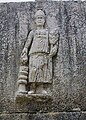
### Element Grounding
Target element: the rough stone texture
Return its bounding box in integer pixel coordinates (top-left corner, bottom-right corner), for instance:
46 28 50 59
0 0 86 119
0 112 86 120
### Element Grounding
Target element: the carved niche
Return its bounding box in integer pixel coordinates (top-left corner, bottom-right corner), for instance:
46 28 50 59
16 10 59 99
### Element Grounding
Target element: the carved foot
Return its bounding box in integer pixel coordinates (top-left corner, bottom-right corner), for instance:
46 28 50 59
28 90 35 94
72 108 81 111
41 90 48 95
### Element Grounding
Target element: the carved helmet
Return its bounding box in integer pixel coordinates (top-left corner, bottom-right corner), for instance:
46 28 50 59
35 10 45 18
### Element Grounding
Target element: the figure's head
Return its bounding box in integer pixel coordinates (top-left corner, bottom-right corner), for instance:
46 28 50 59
35 10 45 27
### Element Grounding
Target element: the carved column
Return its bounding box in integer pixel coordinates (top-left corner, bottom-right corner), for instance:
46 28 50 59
17 65 28 94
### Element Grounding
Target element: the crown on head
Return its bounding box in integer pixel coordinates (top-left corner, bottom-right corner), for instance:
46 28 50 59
35 10 45 18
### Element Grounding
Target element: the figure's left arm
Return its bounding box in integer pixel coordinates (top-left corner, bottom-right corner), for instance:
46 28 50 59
49 29 59 57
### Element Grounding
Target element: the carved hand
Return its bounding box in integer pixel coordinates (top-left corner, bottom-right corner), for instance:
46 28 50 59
20 48 28 64
49 45 57 57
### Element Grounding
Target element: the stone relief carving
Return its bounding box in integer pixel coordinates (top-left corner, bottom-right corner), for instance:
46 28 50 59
17 10 59 96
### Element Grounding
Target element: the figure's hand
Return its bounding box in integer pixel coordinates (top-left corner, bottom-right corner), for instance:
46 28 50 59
21 56 28 64
49 45 57 57
20 48 28 64
21 48 28 57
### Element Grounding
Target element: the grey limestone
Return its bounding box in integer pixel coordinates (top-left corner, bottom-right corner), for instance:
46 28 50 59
0 0 86 120
0 112 86 120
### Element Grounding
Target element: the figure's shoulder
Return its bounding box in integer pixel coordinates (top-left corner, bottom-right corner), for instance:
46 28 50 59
29 30 34 36
28 30 35 39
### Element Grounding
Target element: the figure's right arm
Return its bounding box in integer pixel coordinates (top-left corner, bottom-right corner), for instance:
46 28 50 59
24 31 33 49
20 31 33 65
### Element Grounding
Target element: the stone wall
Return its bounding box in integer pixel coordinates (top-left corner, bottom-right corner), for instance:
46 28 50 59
0 1 86 119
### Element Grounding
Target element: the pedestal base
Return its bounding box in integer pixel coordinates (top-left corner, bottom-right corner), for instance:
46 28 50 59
15 93 52 103
15 93 52 113
0 112 86 120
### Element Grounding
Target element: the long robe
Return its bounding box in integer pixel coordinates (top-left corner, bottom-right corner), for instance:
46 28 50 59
28 29 52 83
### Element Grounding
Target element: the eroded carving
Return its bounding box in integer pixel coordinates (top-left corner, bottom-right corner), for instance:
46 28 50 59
17 10 59 96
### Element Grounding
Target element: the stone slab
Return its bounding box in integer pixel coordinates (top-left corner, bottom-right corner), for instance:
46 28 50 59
0 0 86 114
0 112 86 120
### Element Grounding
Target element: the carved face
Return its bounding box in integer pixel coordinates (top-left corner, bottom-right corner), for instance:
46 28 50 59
35 15 45 26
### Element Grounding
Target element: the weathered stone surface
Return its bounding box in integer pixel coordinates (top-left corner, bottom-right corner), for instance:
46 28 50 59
0 112 86 120
0 1 86 119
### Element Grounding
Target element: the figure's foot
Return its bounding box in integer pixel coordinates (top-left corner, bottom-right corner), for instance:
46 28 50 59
28 90 35 94
41 90 48 95
72 108 81 111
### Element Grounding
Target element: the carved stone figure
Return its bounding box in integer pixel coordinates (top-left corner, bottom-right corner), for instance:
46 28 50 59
17 10 58 95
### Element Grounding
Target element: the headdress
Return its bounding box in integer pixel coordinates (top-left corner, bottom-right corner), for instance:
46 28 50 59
35 10 45 18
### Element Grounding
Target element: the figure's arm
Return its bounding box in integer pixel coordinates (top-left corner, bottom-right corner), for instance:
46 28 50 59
49 43 58 57
24 31 33 49
20 31 33 64
49 29 59 57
